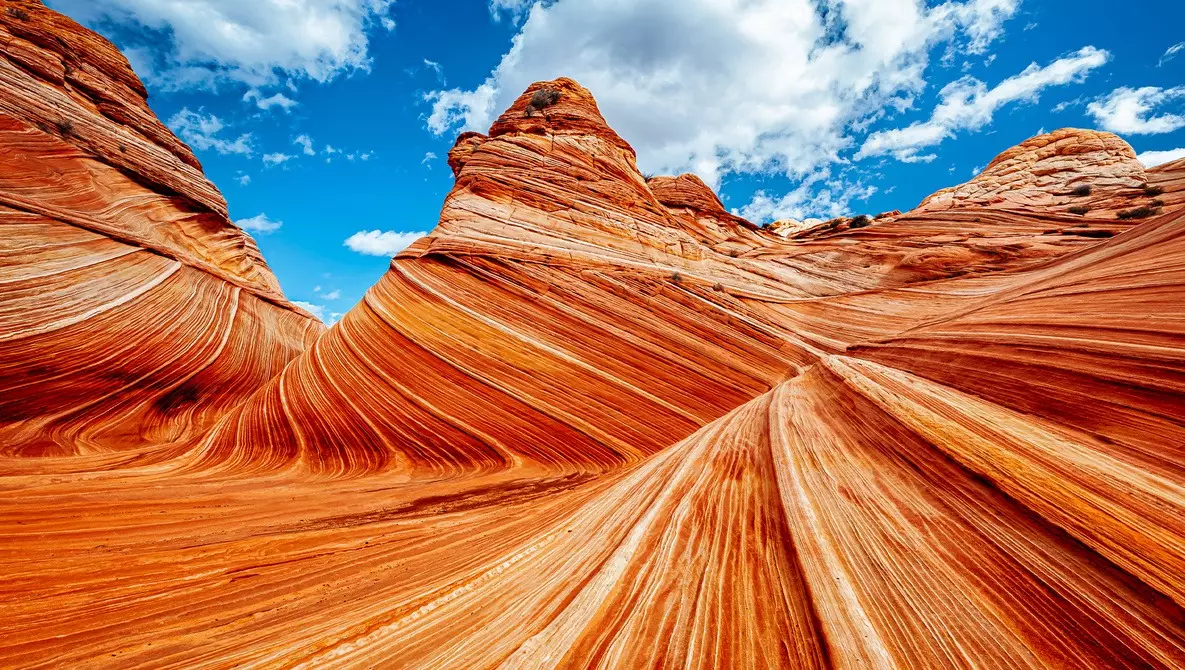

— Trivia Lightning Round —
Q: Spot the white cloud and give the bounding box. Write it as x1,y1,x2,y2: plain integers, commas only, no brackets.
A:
1052,96,1084,113
263,152,294,166
323,289,341,300
49,0,397,90
1160,42,1185,67
294,134,316,156
293,300,335,324
167,108,253,155
1087,86,1185,135
856,46,1109,162
237,173,251,186
426,0,1023,187
422,151,438,168
738,172,877,223
940,0,1020,55
234,213,282,234
423,58,445,84
488,0,543,23
344,230,428,256
243,89,298,111
360,151,373,161
425,82,498,136
1137,147,1185,167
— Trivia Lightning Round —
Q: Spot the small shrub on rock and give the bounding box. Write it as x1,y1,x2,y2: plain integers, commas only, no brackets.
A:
1070,184,1092,197
1068,229,1115,238
849,214,871,228
1142,184,1165,197
1117,206,1158,220
671,272,683,283
524,88,561,117
54,118,74,137
7,7,31,21
1067,205,1090,215
712,282,725,292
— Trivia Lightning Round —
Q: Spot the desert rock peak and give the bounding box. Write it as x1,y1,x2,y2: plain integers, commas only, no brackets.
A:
917,127,1149,213
488,77,636,157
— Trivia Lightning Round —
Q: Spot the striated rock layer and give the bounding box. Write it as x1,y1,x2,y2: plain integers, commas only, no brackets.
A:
3,7,1185,668
0,0,322,458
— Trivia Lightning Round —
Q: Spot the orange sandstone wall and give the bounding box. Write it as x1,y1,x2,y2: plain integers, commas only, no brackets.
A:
0,1,322,458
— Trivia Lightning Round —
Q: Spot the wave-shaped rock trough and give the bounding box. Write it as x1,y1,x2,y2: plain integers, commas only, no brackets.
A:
2,5,1185,667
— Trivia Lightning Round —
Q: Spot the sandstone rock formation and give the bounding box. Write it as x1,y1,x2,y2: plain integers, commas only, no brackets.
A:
0,1,322,458
917,127,1152,214
3,5,1185,668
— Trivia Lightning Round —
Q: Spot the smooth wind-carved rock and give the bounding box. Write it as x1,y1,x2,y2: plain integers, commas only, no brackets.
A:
2,5,1185,668
0,1,322,458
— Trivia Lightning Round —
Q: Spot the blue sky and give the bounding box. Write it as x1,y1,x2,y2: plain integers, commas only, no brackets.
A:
47,0,1185,323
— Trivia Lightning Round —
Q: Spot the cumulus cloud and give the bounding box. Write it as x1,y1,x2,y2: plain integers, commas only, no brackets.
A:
244,88,298,111
263,152,294,166
237,173,251,185
294,134,316,156
1137,147,1185,167
167,108,253,155
425,83,498,136
1087,86,1185,135
738,174,877,223
857,46,1109,162
234,213,282,234
344,230,428,256
47,0,396,90
426,0,1025,187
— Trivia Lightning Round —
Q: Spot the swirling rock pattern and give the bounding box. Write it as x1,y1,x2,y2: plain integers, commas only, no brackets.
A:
3,6,1185,668
0,1,322,459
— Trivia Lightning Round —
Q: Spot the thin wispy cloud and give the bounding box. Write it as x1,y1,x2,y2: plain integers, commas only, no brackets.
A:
1160,42,1185,67
244,89,298,112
